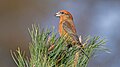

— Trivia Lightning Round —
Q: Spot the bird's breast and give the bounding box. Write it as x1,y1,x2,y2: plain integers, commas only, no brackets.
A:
59,22,67,36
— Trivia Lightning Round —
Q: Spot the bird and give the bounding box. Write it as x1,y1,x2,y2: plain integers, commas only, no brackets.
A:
55,10,89,59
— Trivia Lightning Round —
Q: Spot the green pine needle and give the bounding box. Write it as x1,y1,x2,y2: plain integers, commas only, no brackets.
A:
11,24,109,67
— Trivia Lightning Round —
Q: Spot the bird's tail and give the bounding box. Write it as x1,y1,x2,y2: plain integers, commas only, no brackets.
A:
71,34,89,59
77,41,89,59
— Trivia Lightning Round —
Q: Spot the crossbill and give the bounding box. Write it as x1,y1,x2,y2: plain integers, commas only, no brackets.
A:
55,10,82,47
55,10,89,58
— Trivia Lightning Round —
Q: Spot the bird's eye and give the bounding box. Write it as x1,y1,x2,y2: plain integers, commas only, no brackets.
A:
61,12,64,14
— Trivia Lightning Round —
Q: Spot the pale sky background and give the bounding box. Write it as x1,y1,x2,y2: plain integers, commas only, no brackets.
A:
0,0,120,67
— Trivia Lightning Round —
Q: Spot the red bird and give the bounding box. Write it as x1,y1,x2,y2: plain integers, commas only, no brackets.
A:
55,10,82,46
55,10,89,58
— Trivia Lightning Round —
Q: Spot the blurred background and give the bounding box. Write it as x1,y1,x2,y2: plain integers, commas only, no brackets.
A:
0,0,120,67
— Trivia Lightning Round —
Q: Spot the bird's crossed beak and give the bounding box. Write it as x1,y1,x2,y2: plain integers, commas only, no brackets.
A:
55,12,61,17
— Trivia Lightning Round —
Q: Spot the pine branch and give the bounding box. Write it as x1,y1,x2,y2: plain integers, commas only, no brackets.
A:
11,24,109,67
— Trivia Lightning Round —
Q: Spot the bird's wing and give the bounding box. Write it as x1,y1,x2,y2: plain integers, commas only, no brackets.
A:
62,21,89,59
62,21,76,34
62,21,79,42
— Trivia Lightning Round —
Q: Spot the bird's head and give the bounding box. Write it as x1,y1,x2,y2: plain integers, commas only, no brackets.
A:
55,10,73,20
